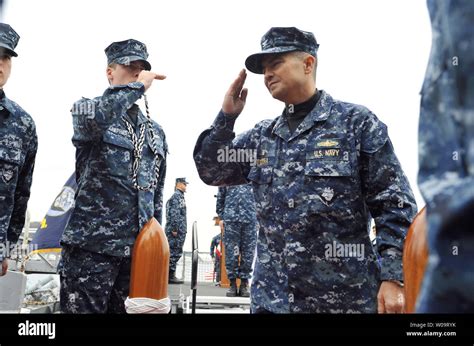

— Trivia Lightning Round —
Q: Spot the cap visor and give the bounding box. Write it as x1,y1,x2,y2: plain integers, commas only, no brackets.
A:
245,47,299,74
115,56,151,71
129,57,152,71
0,44,18,57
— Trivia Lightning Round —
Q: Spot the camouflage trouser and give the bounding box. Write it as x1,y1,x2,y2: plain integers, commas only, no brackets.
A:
167,233,186,273
223,220,257,280
58,245,131,314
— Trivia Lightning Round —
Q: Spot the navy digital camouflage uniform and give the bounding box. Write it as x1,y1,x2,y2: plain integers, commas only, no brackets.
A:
210,233,221,257
416,0,474,313
58,39,168,313
216,184,257,281
194,27,417,313
210,233,221,282
165,178,188,273
0,24,37,263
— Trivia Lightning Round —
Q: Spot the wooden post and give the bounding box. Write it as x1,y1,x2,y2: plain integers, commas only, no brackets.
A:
218,221,241,289
403,207,428,313
219,220,230,288
236,256,241,289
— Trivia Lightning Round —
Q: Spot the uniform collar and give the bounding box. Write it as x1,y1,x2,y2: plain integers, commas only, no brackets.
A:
137,111,147,126
123,105,147,128
0,90,16,117
272,90,333,142
103,85,147,126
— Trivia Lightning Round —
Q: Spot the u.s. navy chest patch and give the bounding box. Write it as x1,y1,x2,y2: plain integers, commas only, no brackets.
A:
314,148,342,159
314,139,341,159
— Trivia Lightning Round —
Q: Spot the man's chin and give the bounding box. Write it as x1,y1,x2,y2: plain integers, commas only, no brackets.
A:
269,89,286,103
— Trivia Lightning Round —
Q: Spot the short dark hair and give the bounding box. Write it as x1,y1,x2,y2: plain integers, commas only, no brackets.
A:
293,51,317,80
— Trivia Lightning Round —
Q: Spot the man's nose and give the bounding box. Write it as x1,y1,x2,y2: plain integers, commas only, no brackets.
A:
264,70,273,85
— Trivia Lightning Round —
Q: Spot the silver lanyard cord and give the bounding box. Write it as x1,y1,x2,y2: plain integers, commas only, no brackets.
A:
122,94,161,191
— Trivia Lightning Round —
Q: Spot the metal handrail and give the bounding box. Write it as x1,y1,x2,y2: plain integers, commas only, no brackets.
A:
191,221,198,314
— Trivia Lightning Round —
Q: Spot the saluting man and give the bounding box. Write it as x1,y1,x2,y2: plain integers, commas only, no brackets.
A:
0,23,37,277
194,27,417,313
58,39,168,313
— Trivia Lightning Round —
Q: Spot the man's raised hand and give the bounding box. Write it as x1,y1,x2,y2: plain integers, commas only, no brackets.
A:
138,71,167,91
222,69,248,117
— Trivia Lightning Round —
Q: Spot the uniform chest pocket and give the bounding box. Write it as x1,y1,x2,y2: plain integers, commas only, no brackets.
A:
146,138,165,165
304,157,354,214
305,138,353,177
134,137,165,185
0,145,21,187
247,164,273,184
102,131,134,178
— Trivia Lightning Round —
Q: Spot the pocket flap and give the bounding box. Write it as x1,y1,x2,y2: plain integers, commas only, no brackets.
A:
0,145,21,165
248,165,273,184
103,129,134,150
148,139,165,158
305,159,352,177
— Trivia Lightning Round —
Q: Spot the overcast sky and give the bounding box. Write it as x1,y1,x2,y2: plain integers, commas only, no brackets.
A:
1,0,431,252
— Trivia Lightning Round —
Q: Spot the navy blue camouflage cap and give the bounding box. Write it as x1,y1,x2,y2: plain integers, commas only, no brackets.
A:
176,177,189,185
245,27,319,74
0,23,20,57
105,39,151,71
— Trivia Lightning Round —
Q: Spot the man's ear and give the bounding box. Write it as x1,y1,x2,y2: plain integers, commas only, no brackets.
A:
304,55,316,75
106,66,114,83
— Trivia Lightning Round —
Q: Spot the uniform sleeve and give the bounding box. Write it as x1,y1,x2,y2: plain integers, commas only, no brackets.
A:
359,114,418,282
7,127,38,247
153,138,168,225
418,0,474,230
193,110,254,186
216,187,226,219
71,83,145,144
